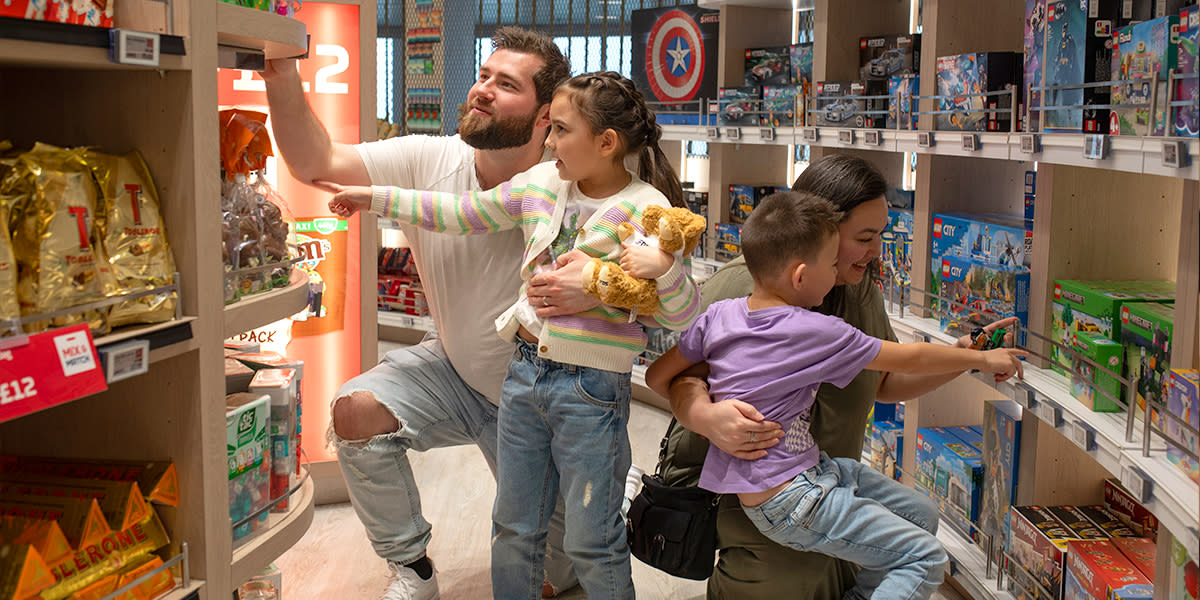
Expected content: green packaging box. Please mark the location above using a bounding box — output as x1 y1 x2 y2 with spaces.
1120 302 1174 428
1070 331 1125 412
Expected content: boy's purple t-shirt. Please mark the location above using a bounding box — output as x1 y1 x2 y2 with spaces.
678 298 883 494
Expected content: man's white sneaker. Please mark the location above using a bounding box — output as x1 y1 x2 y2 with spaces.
382 560 439 600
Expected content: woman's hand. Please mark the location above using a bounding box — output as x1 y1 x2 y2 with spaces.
619 243 673 279
686 396 784 460
314 180 371 218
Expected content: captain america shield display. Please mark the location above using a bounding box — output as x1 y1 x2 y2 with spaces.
631 5 719 125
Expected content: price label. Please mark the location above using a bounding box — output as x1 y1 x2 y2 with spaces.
759 128 776 141
1119 465 1152 503
109 29 160 67
838 129 855 145
801 127 819 143
1019 134 1041 154
918 131 935 148
705 127 720 140
725 128 742 140
1161 140 1187 168
1069 420 1096 452
1036 399 1062 427
1083 134 1109 160
0 324 107 424
1009 382 1036 409
99 340 150 384
864 130 882 146
961 134 980 152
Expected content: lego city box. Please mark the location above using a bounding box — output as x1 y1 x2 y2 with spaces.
1120 302 1174 428
744 46 791 87
631 5 721 126
933 255 1030 346
936 52 1023 131
867 420 904 482
1165 369 1198 484
1007 505 1086 600
980 400 1023 541
813 81 857 127
1064 540 1154 600
882 208 915 301
790 42 814 96
1174 5 1198 137
718 86 761 126
859 33 922 81
1069 331 1126 412
1026 0 1048 131
888 74 921 129
728 185 757 224
931 213 1033 269
762 85 802 127
914 427 983 529
1041 0 1119 133
1110 15 1179 136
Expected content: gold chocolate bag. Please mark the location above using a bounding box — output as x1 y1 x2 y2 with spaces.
86 151 177 328
0 198 20 337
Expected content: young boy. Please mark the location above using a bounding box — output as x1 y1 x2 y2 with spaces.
646 191 1026 600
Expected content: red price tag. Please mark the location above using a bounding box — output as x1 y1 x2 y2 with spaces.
0 324 108 423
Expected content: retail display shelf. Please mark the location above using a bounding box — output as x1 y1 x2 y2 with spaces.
223 269 309 338
938 526 1014 600
230 477 314 585
153 579 204 600
0 17 189 70
216 3 307 60
660 124 1200 180
377 311 435 332
95 316 199 366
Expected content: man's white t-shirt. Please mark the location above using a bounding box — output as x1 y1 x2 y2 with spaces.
355 134 524 404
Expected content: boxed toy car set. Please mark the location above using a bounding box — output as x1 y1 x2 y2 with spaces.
744 46 791 87
859 33 922 81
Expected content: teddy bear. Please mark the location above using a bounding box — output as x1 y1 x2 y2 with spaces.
581 205 706 316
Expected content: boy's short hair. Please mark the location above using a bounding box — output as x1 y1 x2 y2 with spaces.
741 191 842 281
492 26 571 107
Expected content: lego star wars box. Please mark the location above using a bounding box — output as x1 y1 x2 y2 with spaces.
631 5 721 125
1070 331 1126 412
1042 0 1119 133
933 255 1030 346
936 52 1023 131
719 86 761 126
1165 369 1199 483
1007 505 1085 600
1064 540 1154 600
762 85 802 127
814 81 857 127
1026 0 1048 131
1110 15 1179 136
790 42 814 96
851 79 890 128
980 401 1024 543
1120 302 1174 427
931 213 1033 269
744 46 791 87
859 33 922 81
1174 5 1198 137
728 184 757 224
888 74 921 129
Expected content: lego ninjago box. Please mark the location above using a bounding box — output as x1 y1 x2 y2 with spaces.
859 33 922 81
1041 0 1119 133
936 52 1023 131
631 5 721 125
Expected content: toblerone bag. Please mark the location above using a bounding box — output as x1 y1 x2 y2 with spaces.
0 196 19 337
0 456 178 507
0 493 111 550
0 542 55 600
0 515 72 568
0 476 150 533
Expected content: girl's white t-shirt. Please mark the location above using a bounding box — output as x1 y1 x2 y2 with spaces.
355 135 526 405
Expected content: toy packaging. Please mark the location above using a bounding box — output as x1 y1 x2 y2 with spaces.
851 79 890 128
1103 478 1159 538
728 185 757 224
980 401 1023 542
1070 331 1126 412
1174 5 1198 137
1076 504 1137 537
915 427 983 538
1047 506 1111 541
719 86 761 126
1168 537 1198 600
745 46 791 87
859 33 922 81
882 208 915 301
225 393 271 543
790 42 814 96
888 74 921 129
814 81 857 127
1110 536 1157 580
866 420 904 482
755 185 789 204
1120 0 1191 25
931 213 1033 269
936 52 1023 131
872 401 905 424
1025 170 1037 220
714 222 742 262
933 255 1030 346
1041 0 1119 133
947 425 984 454
1049 280 1173 373
762 85 802 127
631 5 721 125
1065 540 1154 600
1110 15 1179 136
1165 369 1198 483
1008 505 1085 600
684 190 708 219
1026 0 1048 131
1120 302 1174 427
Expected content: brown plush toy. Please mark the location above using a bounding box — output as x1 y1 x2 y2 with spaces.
581 205 706 316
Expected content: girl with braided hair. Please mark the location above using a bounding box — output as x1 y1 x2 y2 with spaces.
321 70 701 600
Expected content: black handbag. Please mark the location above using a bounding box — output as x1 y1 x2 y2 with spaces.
626 419 721 580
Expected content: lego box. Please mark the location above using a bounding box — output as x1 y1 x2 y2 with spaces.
936 52 1023 131
1064 540 1154 600
1110 15 1179 136
1025 0 1048 131
1110 536 1157 580
915 427 983 535
1049 280 1171 374
882 208 915 301
1041 0 1119 133
684 190 708 220
1069 331 1125 412
719 86 761 126
1075 504 1138 538
859 33 921 81
888 74 921 129
1120 302 1174 427
867 420 904 482
814 81 857 127
851 79 890 128
1174 5 1198 137
762 85 802 127
1103 478 1159 538
631 5 721 126
933 255 1030 346
1047 506 1111 542
728 185 757 224
1008 505 1085 600
980 400 1023 541
744 46 791 87
1165 370 1198 484
931 213 1032 269
790 42 814 96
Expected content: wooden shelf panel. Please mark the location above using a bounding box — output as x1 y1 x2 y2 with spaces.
0 18 188 70
230 477 314 585
938 525 1015 600
223 270 309 338
215 3 306 60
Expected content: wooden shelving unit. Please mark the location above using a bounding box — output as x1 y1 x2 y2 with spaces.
222 270 311 339
230 478 315 585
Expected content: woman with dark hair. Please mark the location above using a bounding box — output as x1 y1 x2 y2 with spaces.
658 153 1014 599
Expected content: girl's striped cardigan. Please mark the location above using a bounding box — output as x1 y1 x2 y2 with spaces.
369 161 702 374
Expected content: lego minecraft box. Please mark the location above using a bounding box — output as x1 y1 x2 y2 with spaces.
745 46 791 87
859 33 921 81
936 52 1023 131
1041 0 1119 133
1120 302 1174 427
1110 14 1179 136
933 255 1030 346
1070 331 1126 412
1049 280 1172 374
631 5 721 125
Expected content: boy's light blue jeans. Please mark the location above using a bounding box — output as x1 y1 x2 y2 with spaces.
743 452 947 600
492 338 635 600
329 336 572 583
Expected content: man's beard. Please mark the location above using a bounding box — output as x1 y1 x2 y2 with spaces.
457 102 538 150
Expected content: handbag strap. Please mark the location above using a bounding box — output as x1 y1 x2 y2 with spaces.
654 417 678 479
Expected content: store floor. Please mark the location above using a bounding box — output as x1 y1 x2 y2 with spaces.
274 342 968 600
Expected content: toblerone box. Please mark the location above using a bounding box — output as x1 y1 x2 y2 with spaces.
70 555 175 600
0 456 179 507
0 515 73 568
0 542 56 600
0 493 111 549
38 509 169 600
0 476 150 533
